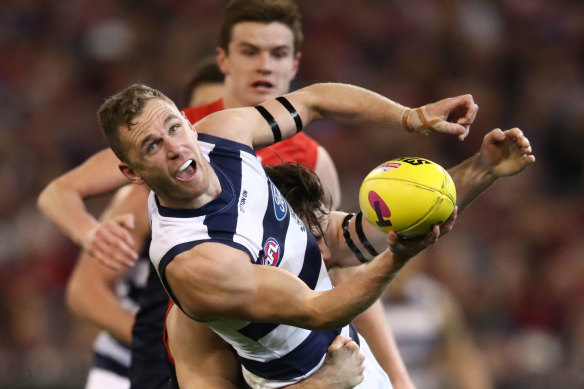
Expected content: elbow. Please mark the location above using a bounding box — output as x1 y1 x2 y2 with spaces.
36 181 55 215
65 276 85 319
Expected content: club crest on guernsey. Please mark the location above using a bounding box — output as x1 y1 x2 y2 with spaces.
271 182 288 221
262 238 281 267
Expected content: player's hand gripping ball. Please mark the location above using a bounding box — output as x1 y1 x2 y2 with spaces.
359 157 456 237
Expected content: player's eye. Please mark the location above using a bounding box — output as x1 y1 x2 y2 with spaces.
169 124 180 133
273 49 289 59
146 142 158 153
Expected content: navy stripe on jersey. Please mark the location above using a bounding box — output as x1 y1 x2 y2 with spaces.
296 231 323 289
94 352 129 377
203 146 243 243
239 323 359 380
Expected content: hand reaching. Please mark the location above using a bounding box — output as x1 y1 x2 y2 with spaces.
83 213 138 269
480 128 536 177
402 94 478 141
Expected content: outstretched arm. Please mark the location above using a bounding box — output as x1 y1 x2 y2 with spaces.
165 211 455 329
199 83 477 149
65 184 150 343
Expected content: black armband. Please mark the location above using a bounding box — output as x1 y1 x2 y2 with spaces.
276 96 303 133
254 105 282 142
342 213 368 263
355 211 379 256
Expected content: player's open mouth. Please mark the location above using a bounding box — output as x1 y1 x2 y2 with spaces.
252 81 274 91
176 159 196 181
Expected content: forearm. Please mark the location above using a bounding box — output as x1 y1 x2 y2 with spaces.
66 261 134 344
38 179 100 246
37 148 128 246
447 153 496 213
352 301 413 388
329 266 413 387
68 283 134 343
292 83 408 132
306 251 406 330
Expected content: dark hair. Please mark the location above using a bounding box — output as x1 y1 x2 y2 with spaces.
219 0 303 54
182 56 225 108
97 84 175 162
264 162 328 240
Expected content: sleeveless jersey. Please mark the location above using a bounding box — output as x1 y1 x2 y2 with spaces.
148 133 358 387
91 251 150 382
184 99 320 170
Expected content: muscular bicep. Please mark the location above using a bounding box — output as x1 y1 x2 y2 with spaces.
165 243 321 327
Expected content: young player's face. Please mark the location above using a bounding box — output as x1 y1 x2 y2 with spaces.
218 21 300 107
119 99 214 208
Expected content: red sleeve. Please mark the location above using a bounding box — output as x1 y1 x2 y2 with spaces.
182 99 224 123
163 299 175 365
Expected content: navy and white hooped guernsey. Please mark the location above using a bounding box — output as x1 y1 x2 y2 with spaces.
148 134 390 388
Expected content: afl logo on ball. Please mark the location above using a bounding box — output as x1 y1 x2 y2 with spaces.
262 238 281 267
271 182 288 221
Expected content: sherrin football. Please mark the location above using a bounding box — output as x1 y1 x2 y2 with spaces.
358 157 456 237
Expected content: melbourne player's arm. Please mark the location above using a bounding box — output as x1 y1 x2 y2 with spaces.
66 184 150 343
36 148 137 268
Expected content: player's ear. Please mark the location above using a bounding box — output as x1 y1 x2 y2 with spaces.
180 112 197 137
216 47 229 75
291 52 301 79
119 163 144 185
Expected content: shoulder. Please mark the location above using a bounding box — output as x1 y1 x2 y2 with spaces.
183 99 224 123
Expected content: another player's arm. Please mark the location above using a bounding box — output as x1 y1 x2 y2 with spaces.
328 267 414 389
199 83 477 149
65 185 149 343
314 146 341 211
37 148 138 268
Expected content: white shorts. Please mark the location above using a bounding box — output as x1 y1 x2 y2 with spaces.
355 334 392 389
242 330 392 388
85 367 130 389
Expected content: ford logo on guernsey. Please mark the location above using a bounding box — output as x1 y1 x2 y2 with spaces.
271 183 288 221
262 238 281 267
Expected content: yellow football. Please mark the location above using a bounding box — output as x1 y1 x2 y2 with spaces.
358 157 456 237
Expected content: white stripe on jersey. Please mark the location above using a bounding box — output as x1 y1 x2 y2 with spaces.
93 331 131 368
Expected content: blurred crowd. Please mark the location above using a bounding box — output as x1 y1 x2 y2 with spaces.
1 0 583 388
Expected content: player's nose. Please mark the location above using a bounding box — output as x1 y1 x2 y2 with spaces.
256 52 273 74
164 137 183 159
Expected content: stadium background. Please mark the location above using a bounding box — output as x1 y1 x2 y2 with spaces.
0 1 582 388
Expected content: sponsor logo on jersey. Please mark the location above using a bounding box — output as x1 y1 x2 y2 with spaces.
271 182 288 221
262 237 281 267
239 190 248 213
